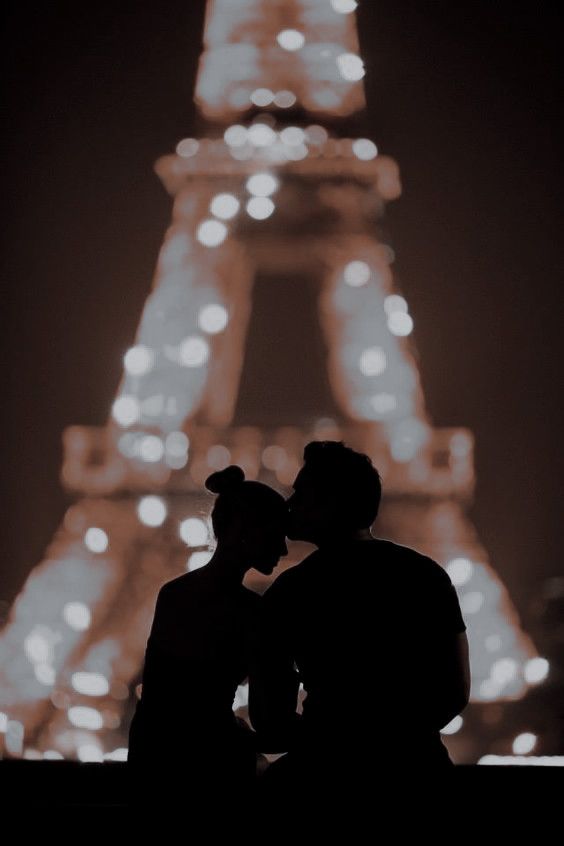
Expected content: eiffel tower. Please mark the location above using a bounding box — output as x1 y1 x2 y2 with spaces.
0 0 540 763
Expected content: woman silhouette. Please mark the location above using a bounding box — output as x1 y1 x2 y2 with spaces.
128 465 287 804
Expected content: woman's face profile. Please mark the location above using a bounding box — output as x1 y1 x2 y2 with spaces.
243 516 288 575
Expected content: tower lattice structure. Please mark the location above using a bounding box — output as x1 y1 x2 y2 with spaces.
0 0 538 762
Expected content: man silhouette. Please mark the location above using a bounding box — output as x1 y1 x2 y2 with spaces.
250 440 470 794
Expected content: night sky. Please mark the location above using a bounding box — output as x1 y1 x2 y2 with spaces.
2 0 562 643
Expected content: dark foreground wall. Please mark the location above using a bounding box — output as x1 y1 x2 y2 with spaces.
0 760 561 809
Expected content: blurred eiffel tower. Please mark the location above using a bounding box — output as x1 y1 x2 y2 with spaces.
0 0 540 763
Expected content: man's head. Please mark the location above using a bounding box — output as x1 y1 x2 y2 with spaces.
286 441 382 545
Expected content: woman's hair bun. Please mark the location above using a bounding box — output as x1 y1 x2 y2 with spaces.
205 465 245 495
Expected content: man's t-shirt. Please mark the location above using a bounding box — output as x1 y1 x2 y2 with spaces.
251 538 466 762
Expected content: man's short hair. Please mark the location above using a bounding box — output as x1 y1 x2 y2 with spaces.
301 440 382 529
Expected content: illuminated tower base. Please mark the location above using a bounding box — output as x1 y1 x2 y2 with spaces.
0 0 541 762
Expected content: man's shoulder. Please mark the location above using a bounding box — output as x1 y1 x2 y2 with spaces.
373 538 437 564
373 544 462 612
373 539 449 579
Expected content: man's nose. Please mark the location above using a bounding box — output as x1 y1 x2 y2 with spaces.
281 541 288 557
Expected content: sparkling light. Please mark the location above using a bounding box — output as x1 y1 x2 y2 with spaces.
387 312 414 336
176 138 199 158
124 345 155 376
446 558 474 587
137 496 167 528
104 748 128 762
331 0 358 12
277 29 305 51
35 663 56 686
479 756 564 766
246 173 278 197
71 672 110 697
280 126 306 146
188 551 213 571
247 123 277 147
77 744 104 763
63 602 91 631
491 658 518 685
460 591 485 614
384 295 408 314
179 336 210 367
207 444 231 470
112 395 141 427
262 445 287 471
285 143 308 161
224 125 247 147
179 517 209 547
234 682 249 710
246 197 275 220
166 452 188 470
196 219 228 247
352 138 378 160
512 733 537 755
164 431 189 468
165 431 189 456
344 260 370 287
250 87 274 107
479 679 502 700
273 90 296 108
306 125 329 145
359 346 387 376
524 657 549 684
337 53 365 81
451 432 472 457
370 393 397 416
5 721 24 757
84 528 109 554
43 750 64 760
210 193 240 220
441 715 463 735
68 706 104 730
25 628 52 663
198 304 229 334
137 435 164 463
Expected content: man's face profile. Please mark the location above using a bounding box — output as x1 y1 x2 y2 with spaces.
286 468 329 544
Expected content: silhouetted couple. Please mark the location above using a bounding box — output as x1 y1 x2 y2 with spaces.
128 440 470 810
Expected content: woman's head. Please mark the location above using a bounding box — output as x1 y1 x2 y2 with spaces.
205 465 288 575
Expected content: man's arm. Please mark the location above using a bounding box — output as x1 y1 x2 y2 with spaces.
424 630 471 731
414 563 471 731
248 578 301 753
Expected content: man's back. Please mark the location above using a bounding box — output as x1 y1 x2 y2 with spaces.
252 538 467 763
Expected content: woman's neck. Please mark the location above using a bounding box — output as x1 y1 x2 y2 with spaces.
205 545 247 586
